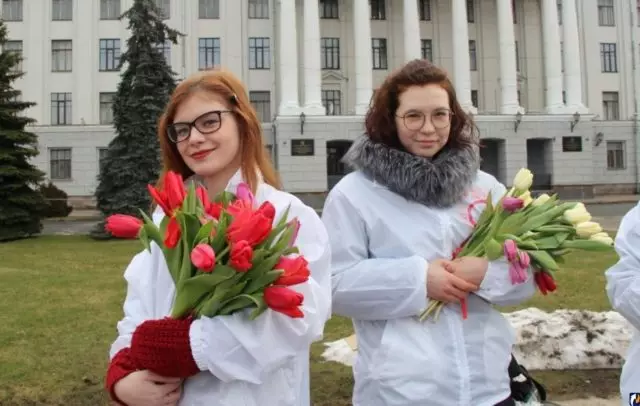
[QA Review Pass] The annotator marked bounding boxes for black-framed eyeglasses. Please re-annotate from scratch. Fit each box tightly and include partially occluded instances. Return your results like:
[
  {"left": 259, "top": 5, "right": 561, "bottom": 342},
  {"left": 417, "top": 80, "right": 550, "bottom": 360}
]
[
  {"left": 396, "top": 109, "right": 454, "bottom": 131},
  {"left": 167, "top": 110, "right": 234, "bottom": 143}
]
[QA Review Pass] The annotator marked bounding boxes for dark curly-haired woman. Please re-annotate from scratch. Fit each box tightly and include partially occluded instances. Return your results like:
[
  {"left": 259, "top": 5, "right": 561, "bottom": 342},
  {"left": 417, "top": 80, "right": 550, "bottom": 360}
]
[{"left": 321, "top": 59, "right": 536, "bottom": 406}]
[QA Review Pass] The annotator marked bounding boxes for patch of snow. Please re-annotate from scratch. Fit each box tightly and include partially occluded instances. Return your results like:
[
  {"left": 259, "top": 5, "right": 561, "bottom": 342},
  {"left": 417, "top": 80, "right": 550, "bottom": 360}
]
[{"left": 321, "top": 308, "right": 633, "bottom": 371}]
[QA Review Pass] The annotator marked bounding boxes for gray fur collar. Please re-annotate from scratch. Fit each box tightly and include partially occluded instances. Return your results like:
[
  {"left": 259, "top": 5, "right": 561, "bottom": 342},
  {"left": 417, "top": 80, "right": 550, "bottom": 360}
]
[{"left": 342, "top": 136, "right": 480, "bottom": 208}]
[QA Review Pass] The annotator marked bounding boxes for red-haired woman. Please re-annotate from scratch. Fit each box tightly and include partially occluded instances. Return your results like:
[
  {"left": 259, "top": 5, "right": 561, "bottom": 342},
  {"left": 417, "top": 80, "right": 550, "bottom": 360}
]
[
  {"left": 321, "top": 59, "right": 536, "bottom": 406},
  {"left": 104, "top": 69, "right": 332, "bottom": 406}
]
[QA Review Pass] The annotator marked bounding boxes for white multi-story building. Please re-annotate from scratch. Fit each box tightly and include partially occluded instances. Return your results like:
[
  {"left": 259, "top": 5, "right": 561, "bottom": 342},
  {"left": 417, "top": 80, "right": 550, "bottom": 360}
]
[{"left": 3, "top": 0, "right": 640, "bottom": 206}]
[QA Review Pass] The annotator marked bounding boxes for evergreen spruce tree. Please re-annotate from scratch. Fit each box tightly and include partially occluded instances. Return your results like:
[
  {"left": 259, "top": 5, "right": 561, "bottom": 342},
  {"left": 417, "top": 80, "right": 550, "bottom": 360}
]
[
  {"left": 91, "top": 0, "right": 181, "bottom": 239},
  {"left": 0, "top": 20, "right": 47, "bottom": 242}
]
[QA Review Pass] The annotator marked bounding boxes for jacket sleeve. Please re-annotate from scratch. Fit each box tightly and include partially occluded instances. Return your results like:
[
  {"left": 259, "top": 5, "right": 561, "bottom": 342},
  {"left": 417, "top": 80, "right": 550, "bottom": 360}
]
[
  {"left": 473, "top": 176, "right": 536, "bottom": 307},
  {"left": 321, "top": 187, "right": 429, "bottom": 321},
  {"left": 188, "top": 201, "right": 332, "bottom": 384},
  {"left": 606, "top": 203, "right": 640, "bottom": 329},
  {"left": 109, "top": 249, "right": 156, "bottom": 359}
]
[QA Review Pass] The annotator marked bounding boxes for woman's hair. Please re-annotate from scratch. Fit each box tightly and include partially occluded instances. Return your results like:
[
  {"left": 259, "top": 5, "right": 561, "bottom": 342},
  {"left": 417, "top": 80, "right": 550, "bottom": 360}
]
[
  {"left": 156, "top": 68, "right": 281, "bottom": 193},
  {"left": 364, "top": 58, "right": 479, "bottom": 151}
]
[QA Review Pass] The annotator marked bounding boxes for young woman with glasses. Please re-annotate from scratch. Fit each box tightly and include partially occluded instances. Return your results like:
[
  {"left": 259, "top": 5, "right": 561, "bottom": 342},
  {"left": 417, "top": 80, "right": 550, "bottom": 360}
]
[
  {"left": 105, "top": 69, "right": 332, "bottom": 406},
  {"left": 321, "top": 59, "right": 536, "bottom": 406}
]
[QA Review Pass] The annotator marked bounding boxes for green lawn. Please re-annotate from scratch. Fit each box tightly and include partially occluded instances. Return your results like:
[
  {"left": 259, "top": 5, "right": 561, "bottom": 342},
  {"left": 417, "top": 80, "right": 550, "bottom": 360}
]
[{"left": 0, "top": 235, "right": 621, "bottom": 405}]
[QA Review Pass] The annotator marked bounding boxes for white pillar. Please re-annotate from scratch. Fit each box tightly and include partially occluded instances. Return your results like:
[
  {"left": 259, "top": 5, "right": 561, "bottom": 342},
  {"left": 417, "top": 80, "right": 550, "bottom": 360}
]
[
  {"left": 302, "top": 0, "right": 325, "bottom": 115},
  {"left": 497, "top": 0, "right": 524, "bottom": 114},
  {"left": 277, "top": 0, "right": 300, "bottom": 116},
  {"left": 541, "top": 0, "right": 565, "bottom": 113},
  {"left": 353, "top": 0, "right": 373, "bottom": 115},
  {"left": 451, "top": 0, "right": 477, "bottom": 114},
  {"left": 403, "top": 0, "right": 422, "bottom": 62},
  {"left": 562, "top": 0, "right": 588, "bottom": 114}
]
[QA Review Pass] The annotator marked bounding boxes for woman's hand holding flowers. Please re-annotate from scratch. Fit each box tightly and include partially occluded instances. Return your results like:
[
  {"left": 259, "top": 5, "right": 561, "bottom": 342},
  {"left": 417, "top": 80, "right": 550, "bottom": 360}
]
[{"left": 426, "top": 259, "right": 478, "bottom": 303}]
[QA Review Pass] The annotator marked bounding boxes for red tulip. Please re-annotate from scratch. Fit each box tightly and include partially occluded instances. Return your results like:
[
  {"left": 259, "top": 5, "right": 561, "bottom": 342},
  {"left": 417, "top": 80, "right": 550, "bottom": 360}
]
[
  {"left": 164, "top": 217, "right": 181, "bottom": 248},
  {"left": 226, "top": 206, "right": 273, "bottom": 247},
  {"left": 229, "top": 240, "right": 253, "bottom": 272},
  {"left": 256, "top": 201, "right": 276, "bottom": 222},
  {"left": 191, "top": 244, "right": 216, "bottom": 273},
  {"left": 534, "top": 271, "right": 557, "bottom": 295},
  {"left": 105, "top": 214, "right": 142, "bottom": 239},
  {"left": 147, "top": 171, "right": 186, "bottom": 216},
  {"left": 264, "top": 286, "right": 304, "bottom": 318},
  {"left": 274, "top": 256, "right": 310, "bottom": 286},
  {"left": 502, "top": 197, "right": 524, "bottom": 212},
  {"left": 196, "top": 186, "right": 223, "bottom": 219}
]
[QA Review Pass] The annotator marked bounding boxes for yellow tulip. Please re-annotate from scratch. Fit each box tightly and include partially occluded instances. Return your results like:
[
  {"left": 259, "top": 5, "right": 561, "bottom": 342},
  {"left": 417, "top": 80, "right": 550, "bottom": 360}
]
[
  {"left": 563, "top": 207, "right": 592, "bottom": 224},
  {"left": 531, "top": 193, "right": 551, "bottom": 206},
  {"left": 575, "top": 221, "right": 603, "bottom": 238},
  {"left": 520, "top": 191, "right": 533, "bottom": 207},
  {"left": 589, "top": 233, "right": 614, "bottom": 246},
  {"left": 512, "top": 168, "right": 533, "bottom": 191}
]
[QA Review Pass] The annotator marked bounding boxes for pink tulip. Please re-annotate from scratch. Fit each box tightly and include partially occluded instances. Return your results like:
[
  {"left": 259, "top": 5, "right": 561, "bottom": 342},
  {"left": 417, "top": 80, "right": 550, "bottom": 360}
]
[
  {"left": 509, "top": 262, "right": 528, "bottom": 285},
  {"left": 518, "top": 251, "right": 531, "bottom": 268},
  {"left": 190, "top": 243, "right": 216, "bottom": 273},
  {"left": 502, "top": 197, "right": 524, "bottom": 212},
  {"left": 503, "top": 239, "right": 518, "bottom": 262},
  {"left": 236, "top": 182, "right": 255, "bottom": 206},
  {"left": 287, "top": 218, "right": 301, "bottom": 248}
]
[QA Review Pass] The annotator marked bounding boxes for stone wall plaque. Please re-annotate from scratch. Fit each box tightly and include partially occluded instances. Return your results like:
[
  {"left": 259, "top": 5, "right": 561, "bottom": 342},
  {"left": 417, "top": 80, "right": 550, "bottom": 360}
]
[{"left": 291, "top": 139, "right": 315, "bottom": 156}]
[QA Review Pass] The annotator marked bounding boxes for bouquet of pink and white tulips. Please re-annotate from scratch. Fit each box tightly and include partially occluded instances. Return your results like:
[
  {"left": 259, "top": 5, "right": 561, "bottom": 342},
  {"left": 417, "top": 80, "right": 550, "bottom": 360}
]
[{"left": 419, "top": 168, "right": 615, "bottom": 322}]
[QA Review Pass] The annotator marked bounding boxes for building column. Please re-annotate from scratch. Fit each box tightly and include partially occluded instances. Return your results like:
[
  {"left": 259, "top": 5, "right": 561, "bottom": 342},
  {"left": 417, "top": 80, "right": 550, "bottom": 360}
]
[
  {"left": 541, "top": 0, "right": 565, "bottom": 113},
  {"left": 303, "top": 0, "right": 325, "bottom": 115},
  {"left": 354, "top": 0, "right": 373, "bottom": 115},
  {"left": 403, "top": 0, "right": 422, "bottom": 62},
  {"left": 496, "top": 0, "right": 524, "bottom": 114},
  {"left": 451, "top": 0, "right": 476, "bottom": 114},
  {"left": 277, "top": 0, "right": 300, "bottom": 116},
  {"left": 562, "top": 0, "right": 588, "bottom": 113}
]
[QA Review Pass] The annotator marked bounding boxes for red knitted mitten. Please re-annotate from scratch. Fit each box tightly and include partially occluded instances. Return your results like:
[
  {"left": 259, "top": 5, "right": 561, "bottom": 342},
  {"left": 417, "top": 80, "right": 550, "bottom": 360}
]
[
  {"left": 105, "top": 347, "right": 136, "bottom": 404},
  {"left": 129, "top": 317, "right": 200, "bottom": 378}
]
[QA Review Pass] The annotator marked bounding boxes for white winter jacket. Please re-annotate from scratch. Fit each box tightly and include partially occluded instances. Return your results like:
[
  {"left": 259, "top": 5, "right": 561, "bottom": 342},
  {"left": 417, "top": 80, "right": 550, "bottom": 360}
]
[
  {"left": 605, "top": 201, "right": 640, "bottom": 406},
  {"left": 321, "top": 136, "right": 536, "bottom": 406},
  {"left": 108, "top": 170, "right": 332, "bottom": 406}
]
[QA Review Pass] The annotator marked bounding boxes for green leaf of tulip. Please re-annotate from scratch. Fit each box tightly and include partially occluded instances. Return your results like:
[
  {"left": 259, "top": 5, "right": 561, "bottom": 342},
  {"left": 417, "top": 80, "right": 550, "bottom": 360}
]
[
  {"left": 526, "top": 250, "right": 559, "bottom": 272},
  {"left": 560, "top": 239, "right": 615, "bottom": 251}
]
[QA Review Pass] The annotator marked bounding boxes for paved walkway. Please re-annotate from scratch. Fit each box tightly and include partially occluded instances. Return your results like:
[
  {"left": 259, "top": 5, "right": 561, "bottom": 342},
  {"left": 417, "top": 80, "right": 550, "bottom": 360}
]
[{"left": 556, "top": 398, "right": 619, "bottom": 406}]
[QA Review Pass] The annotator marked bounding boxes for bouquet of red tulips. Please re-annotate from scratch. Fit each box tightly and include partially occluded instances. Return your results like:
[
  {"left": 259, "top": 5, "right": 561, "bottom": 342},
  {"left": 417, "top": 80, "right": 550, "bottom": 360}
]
[
  {"left": 105, "top": 171, "right": 310, "bottom": 320},
  {"left": 418, "top": 168, "right": 615, "bottom": 322}
]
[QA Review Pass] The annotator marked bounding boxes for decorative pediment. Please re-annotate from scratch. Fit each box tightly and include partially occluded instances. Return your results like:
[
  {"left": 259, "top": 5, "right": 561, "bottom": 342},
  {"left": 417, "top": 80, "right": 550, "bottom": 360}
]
[{"left": 322, "top": 70, "right": 347, "bottom": 82}]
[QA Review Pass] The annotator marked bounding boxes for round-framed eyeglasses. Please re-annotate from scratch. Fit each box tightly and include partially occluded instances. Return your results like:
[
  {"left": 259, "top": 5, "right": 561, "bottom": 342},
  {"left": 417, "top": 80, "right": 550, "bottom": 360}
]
[
  {"left": 167, "top": 110, "right": 233, "bottom": 143},
  {"left": 397, "top": 109, "right": 453, "bottom": 131}
]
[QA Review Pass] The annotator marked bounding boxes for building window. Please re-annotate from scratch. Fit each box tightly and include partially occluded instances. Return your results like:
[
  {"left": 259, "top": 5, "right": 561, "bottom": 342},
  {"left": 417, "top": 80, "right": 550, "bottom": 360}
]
[
  {"left": 198, "top": 38, "right": 220, "bottom": 70},
  {"left": 249, "top": 37, "right": 270, "bottom": 69},
  {"left": 155, "top": 40, "right": 171, "bottom": 65},
  {"left": 249, "top": 91, "right": 271, "bottom": 122},
  {"left": 99, "top": 39, "right": 121, "bottom": 71},
  {"left": 51, "top": 92, "right": 72, "bottom": 125},
  {"left": 467, "top": 0, "right": 474, "bottom": 22},
  {"left": 153, "top": 0, "right": 170, "bottom": 19},
  {"left": 421, "top": 39, "right": 432, "bottom": 61},
  {"left": 471, "top": 90, "right": 478, "bottom": 107},
  {"left": 52, "top": 0, "right": 72, "bottom": 21},
  {"left": 606, "top": 141, "right": 625, "bottom": 169},
  {"left": 99, "top": 92, "right": 115, "bottom": 125},
  {"left": 598, "top": 0, "right": 615, "bottom": 26},
  {"left": 320, "top": 0, "right": 338, "bottom": 19},
  {"left": 370, "top": 0, "right": 385, "bottom": 20},
  {"left": 4, "top": 40, "right": 23, "bottom": 72},
  {"left": 602, "top": 91, "right": 619, "bottom": 120},
  {"left": 419, "top": 0, "right": 431, "bottom": 21},
  {"left": 321, "top": 38, "right": 340, "bottom": 69},
  {"left": 50, "top": 148, "right": 72, "bottom": 180},
  {"left": 322, "top": 89, "right": 341, "bottom": 115},
  {"left": 372, "top": 38, "right": 387, "bottom": 70},
  {"left": 600, "top": 43, "right": 617, "bottom": 72},
  {"left": 2, "top": 0, "right": 23, "bottom": 21},
  {"left": 51, "top": 40, "right": 72, "bottom": 72},
  {"left": 248, "top": 0, "right": 269, "bottom": 18},
  {"left": 199, "top": 0, "right": 219, "bottom": 19},
  {"left": 557, "top": 0, "right": 562, "bottom": 24},
  {"left": 469, "top": 40, "right": 477, "bottom": 71},
  {"left": 100, "top": 0, "right": 120, "bottom": 19}
]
